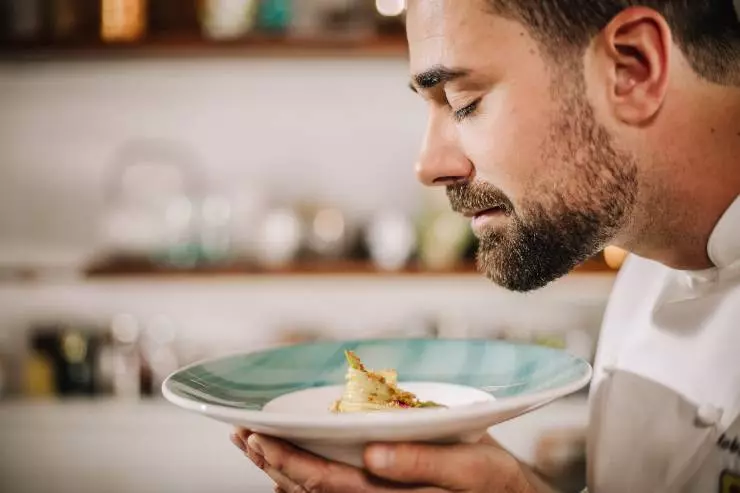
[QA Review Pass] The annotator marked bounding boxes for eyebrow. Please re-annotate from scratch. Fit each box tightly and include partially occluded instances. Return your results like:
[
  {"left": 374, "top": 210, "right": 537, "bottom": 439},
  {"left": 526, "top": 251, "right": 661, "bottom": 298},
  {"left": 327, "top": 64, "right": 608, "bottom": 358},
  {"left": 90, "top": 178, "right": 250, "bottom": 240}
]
[{"left": 409, "top": 65, "right": 469, "bottom": 92}]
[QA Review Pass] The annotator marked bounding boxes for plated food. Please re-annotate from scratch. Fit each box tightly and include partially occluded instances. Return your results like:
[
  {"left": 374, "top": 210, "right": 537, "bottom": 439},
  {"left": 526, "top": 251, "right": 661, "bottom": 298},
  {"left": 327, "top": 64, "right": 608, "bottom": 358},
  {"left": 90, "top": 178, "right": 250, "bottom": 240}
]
[
  {"left": 330, "top": 350, "right": 443, "bottom": 412},
  {"left": 162, "top": 339, "right": 592, "bottom": 468}
]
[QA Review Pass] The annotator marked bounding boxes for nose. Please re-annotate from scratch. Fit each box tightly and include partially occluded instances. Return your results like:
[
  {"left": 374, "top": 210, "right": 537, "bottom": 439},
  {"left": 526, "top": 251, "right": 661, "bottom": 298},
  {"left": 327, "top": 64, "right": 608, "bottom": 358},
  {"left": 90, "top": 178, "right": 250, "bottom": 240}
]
[{"left": 415, "top": 109, "right": 473, "bottom": 186}]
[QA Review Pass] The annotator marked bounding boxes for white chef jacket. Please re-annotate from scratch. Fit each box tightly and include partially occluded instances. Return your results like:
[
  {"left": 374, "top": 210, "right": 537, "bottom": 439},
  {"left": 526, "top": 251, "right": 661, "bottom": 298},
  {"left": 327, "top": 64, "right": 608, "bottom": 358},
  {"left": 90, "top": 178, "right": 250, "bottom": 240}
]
[{"left": 586, "top": 195, "right": 740, "bottom": 493}]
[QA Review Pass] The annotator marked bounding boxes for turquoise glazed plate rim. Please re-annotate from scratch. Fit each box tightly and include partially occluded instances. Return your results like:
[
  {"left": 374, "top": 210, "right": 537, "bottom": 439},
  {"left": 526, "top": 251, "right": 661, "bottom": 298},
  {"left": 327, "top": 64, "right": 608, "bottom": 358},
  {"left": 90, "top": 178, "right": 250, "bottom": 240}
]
[{"left": 162, "top": 338, "right": 592, "bottom": 432}]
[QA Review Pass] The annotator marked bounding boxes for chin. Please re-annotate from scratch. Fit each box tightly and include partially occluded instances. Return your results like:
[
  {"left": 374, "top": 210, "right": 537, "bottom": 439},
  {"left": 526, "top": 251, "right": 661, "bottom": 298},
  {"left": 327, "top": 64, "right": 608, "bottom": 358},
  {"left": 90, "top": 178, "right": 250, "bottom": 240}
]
[
  {"left": 479, "top": 265, "right": 559, "bottom": 292},
  {"left": 475, "top": 248, "right": 576, "bottom": 293}
]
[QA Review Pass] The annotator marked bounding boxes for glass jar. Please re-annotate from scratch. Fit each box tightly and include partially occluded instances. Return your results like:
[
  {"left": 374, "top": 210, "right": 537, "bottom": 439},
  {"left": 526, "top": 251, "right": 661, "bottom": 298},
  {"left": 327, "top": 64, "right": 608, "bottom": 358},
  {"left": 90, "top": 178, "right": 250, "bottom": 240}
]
[{"left": 200, "top": 0, "right": 259, "bottom": 40}]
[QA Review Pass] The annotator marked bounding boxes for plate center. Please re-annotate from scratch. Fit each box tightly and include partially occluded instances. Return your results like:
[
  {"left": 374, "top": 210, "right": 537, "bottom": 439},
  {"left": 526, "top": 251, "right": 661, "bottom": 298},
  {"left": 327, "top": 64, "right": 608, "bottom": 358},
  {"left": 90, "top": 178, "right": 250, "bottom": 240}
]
[{"left": 262, "top": 382, "right": 495, "bottom": 415}]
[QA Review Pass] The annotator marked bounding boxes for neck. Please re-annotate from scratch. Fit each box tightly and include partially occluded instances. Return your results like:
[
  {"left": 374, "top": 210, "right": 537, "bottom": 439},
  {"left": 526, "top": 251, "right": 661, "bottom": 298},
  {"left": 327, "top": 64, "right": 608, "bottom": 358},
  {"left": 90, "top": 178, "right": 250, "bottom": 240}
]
[{"left": 620, "top": 86, "right": 740, "bottom": 270}]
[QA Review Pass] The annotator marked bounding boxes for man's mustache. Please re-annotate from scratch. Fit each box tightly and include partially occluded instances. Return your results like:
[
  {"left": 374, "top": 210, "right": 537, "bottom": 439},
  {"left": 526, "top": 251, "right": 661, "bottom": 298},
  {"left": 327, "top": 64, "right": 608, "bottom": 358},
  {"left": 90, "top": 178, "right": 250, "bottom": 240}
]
[{"left": 446, "top": 181, "right": 514, "bottom": 215}]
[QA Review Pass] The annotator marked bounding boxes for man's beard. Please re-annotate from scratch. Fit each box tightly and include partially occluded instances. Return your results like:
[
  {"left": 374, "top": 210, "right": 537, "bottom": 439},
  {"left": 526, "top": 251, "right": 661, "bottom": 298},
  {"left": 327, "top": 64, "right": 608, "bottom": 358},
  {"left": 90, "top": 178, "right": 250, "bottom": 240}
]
[{"left": 447, "top": 92, "right": 637, "bottom": 292}]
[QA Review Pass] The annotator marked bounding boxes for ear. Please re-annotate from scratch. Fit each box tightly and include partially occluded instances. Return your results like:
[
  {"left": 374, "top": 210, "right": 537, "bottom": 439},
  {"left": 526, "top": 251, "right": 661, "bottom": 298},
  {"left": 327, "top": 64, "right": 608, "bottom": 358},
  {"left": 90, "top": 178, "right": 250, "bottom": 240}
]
[{"left": 594, "top": 7, "right": 672, "bottom": 125}]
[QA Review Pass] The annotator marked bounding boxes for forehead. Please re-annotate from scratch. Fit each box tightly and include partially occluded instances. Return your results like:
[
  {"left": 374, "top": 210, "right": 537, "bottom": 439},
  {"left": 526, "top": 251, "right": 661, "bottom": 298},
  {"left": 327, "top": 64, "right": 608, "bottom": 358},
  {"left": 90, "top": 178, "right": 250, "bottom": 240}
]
[{"left": 406, "top": 0, "right": 530, "bottom": 75}]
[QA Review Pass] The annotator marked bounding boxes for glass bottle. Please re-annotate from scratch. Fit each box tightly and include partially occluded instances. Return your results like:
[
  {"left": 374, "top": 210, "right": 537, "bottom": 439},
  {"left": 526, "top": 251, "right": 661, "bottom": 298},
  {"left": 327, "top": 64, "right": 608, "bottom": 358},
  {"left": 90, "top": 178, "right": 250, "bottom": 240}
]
[{"left": 101, "top": 0, "right": 147, "bottom": 42}]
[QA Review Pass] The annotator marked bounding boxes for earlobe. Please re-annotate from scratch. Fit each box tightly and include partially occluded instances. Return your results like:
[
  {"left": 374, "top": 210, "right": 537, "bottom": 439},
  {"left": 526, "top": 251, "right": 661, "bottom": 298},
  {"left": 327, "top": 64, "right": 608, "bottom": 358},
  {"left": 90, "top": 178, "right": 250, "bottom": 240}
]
[{"left": 602, "top": 7, "right": 672, "bottom": 125}]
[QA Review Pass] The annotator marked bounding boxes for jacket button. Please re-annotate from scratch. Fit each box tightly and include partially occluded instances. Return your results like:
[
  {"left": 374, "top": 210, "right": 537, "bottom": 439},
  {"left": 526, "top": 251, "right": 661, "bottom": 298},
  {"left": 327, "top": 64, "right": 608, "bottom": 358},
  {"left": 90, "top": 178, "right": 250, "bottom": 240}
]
[{"left": 695, "top": 404, "right": 723, "bottom": 427}]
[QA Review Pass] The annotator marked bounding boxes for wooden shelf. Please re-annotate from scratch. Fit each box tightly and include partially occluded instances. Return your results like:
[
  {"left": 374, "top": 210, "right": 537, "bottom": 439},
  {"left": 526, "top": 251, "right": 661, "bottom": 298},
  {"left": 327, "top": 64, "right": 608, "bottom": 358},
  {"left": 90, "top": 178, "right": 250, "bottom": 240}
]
[
  {"left": 82, "top": 255, "right": 616, "bottom": 279},
  {"left": 0, "top": 34, "right": 409, "bottom": 61}
]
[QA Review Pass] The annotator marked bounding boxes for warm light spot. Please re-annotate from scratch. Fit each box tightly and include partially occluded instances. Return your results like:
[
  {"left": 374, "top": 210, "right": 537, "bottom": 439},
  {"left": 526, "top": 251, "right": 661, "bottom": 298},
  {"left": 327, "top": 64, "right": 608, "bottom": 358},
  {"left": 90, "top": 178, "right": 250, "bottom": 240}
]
[
  {"left": 101, "top": 0, "right": 146, "bottom": 42},
  {"left": 604, "top": 246, "right": 628, "bottom": 269}
]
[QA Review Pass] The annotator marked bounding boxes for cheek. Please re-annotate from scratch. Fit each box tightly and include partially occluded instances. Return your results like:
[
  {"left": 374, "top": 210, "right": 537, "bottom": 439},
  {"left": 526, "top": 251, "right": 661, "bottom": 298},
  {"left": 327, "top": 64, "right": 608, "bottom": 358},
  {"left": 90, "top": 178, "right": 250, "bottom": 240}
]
[{"left": 458, "top": 85, "right": 554, "bottom": 202}]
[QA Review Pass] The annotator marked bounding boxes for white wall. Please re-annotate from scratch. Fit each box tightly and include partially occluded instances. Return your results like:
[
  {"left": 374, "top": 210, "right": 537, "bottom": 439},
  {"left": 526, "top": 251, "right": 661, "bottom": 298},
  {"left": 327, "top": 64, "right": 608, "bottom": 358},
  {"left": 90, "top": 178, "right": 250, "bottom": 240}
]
[{"left": 0, "top": 57, "right": 425, "bottom": 254}]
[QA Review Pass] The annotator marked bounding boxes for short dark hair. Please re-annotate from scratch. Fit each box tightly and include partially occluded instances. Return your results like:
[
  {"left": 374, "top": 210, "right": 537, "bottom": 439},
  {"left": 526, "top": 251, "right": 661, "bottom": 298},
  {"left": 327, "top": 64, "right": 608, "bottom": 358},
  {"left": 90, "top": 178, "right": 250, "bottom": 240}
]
[{"left": 487, "top": 0, "right": 740, "bottom": 85}]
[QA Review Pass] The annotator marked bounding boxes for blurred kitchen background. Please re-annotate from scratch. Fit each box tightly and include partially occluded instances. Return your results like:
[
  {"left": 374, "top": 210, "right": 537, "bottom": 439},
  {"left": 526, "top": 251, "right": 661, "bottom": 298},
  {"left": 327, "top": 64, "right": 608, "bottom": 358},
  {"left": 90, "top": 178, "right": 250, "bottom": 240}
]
[{"left": 0, "top": 1, "right": 628, "bottom": 492}]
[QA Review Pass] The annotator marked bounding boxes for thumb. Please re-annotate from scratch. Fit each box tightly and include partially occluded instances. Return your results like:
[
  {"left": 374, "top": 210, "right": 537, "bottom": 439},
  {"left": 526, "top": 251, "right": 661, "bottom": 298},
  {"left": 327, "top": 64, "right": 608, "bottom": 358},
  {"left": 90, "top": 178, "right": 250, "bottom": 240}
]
[{"left": 364, "top": 442, "right": 522, "bottom": 489}]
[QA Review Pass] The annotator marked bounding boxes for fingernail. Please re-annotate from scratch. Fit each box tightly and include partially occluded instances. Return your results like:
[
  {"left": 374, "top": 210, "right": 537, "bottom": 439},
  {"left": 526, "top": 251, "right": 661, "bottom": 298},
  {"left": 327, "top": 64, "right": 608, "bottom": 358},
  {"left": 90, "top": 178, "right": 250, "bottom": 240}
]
[
  {"left": 230, "top": 433, "right": 246, "bottom": 452},
  {"left": 245, "top": 435, "right": 268, "bottom": 469},
  {"left": 367, "top": 446, "right": 394, "bottom": 470},
  {"left": 247, "top": 434, "right": 264, "bottom": 456}
]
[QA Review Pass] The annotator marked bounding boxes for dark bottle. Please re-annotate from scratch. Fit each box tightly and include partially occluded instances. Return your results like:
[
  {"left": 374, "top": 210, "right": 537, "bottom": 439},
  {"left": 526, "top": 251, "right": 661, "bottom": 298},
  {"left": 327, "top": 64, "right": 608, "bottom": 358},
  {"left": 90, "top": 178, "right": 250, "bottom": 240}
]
[
  {"left": 148, "top": 0, "right": 198, "bottom": 39},
  {"left": 49, "top": 0, "right": 100, "bottom": 41},
  {"left": 28, "top": 325, "right": 98, "bottom": 397},
  {"left": 2, "top": 0, "right": 46, "bottom": 42},
  {"left": 59, "top": 329, "right": 98, "bottom": 396}
]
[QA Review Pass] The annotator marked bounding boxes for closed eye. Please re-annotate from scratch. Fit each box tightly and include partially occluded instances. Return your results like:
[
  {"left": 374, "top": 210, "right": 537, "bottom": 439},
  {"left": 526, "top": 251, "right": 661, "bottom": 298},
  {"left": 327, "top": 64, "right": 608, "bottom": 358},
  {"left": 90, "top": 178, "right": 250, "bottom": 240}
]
[{"left": 453, "top": 99, "right": 480, "bottom": 122}]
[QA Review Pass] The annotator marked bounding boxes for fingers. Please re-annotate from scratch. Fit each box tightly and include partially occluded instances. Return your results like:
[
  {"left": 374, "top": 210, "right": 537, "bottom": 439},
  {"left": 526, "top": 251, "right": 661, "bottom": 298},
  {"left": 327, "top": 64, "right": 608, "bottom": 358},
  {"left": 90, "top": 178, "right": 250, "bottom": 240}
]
[
  {"left": 230, "top": 433, "right": 247, "bottom": 452},
  {"left": 364, "top": 442, "right": 525, "bottom": 490},
  {"left": 239, "top": 433, "right": 305, "bottom": 492},
  {"left": 247, "top": 434, "right": 438, "bottom": 493},
  {"left": 231, "top": 429, "right": 457, "bottom": 493},
  {"left": 247, "top": 434, "right": 340, "bottom": 490},
  {"left": 230, "top": 427, "right": 253, "bottom": 452},
  {"left": 264, "top": 466, "right": 302, "bottom": 493},
  {"left": 245, "top": 438, "right": 267, "bottom": 470}
]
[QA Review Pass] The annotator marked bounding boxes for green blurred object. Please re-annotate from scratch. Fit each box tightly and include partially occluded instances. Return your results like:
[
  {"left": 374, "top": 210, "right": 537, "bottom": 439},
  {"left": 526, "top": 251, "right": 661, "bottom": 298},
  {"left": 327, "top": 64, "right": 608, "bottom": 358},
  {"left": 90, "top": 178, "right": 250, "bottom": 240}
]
[
  {"left": 533, "top": 333, "right": 567, "bottom": 350},
  {"left": 258, "top": 0, "right": 291, "bottom": 32},
  {"left": 416, "top": 188, "right": 473, "bottom": 271}
]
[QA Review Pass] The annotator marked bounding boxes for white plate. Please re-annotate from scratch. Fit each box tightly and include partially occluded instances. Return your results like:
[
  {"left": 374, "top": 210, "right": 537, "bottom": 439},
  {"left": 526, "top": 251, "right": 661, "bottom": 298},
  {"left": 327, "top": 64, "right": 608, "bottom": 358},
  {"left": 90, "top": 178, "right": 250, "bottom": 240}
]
[{"left": 163, "top": 338, "right": 592, "bottom": 467}]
